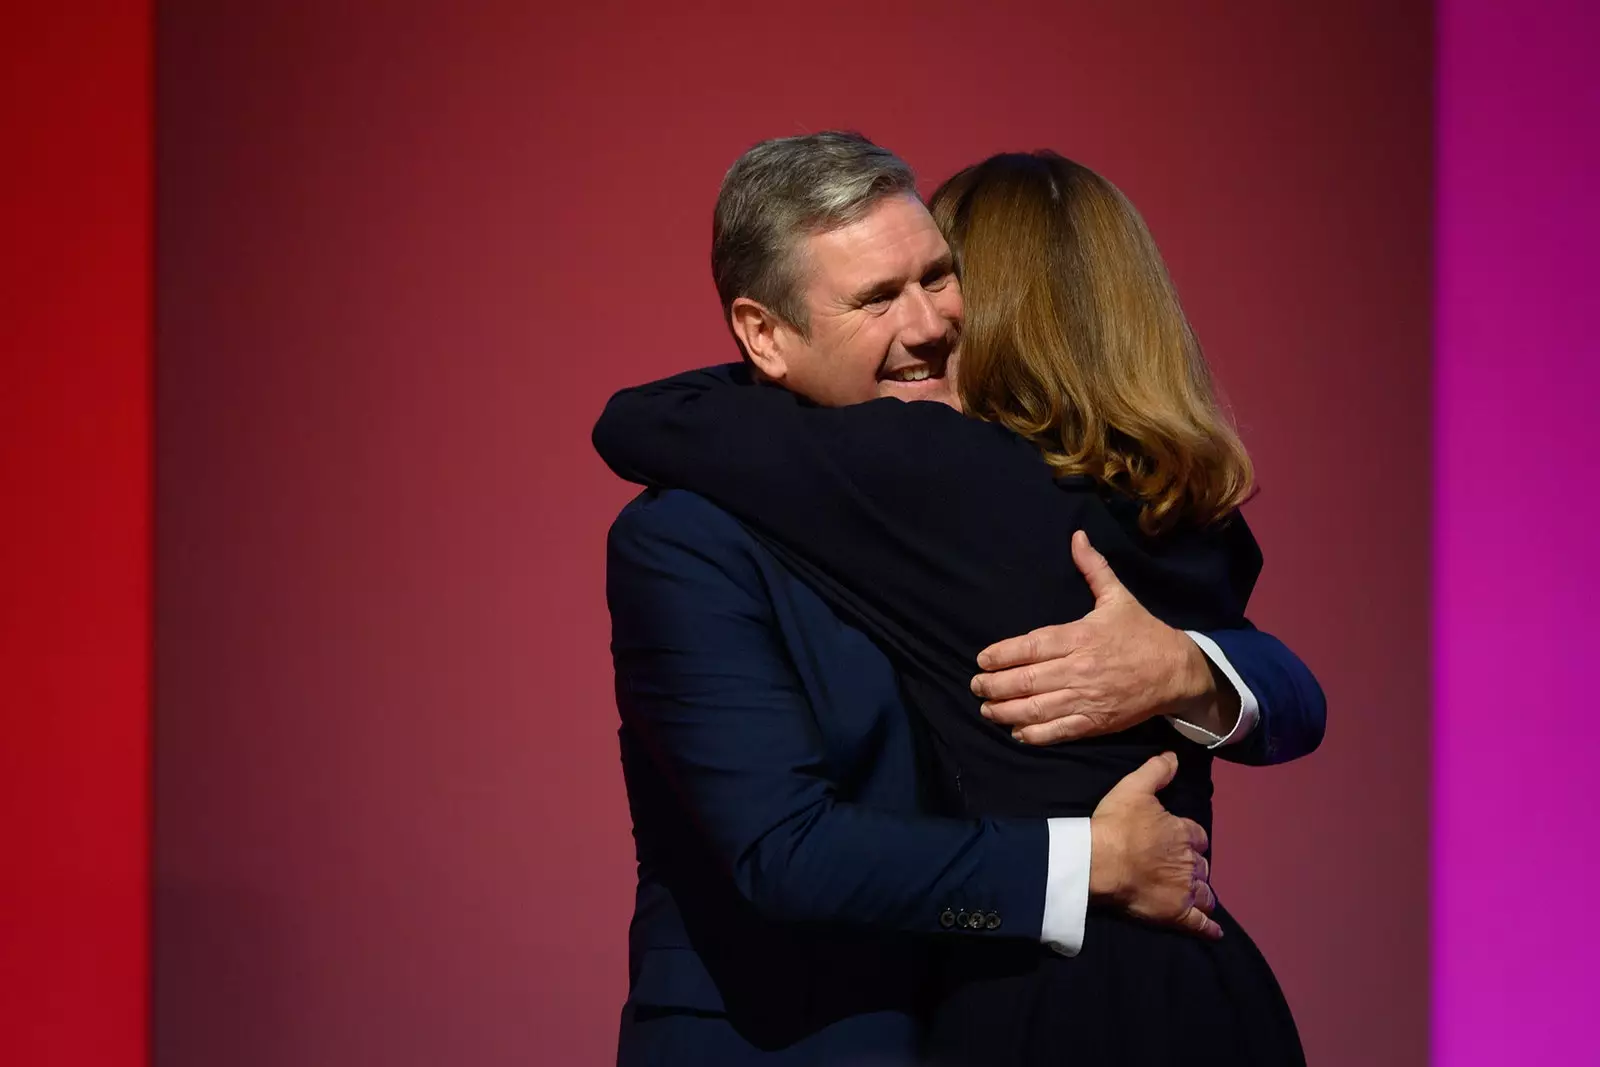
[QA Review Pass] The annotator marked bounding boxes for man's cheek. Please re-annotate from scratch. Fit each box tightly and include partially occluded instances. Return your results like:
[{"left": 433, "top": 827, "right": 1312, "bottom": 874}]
[{"left": 942, "top": 290, "right": 965, "bottom": 331}]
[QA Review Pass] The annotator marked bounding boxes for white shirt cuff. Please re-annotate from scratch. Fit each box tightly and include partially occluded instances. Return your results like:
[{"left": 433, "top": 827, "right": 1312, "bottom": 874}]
[
  {"left": 1167, "top": 630, "right": 1260, "bottom": 748},
  {"left": 1040, "top": 816, "right": 1091, "bottom": 956}
]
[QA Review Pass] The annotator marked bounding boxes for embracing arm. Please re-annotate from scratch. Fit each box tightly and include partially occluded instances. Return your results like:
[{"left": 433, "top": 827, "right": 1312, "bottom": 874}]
[
  {"left": 967, "top": 533, "right": 1326, "bottom": 763},
  {"left": 1196, "top": 626, "right": 1326, "bottom": 766},
  {"left": 596, "top": 364, "right": 1085, "bottom": 668},
  {"left": 607, "top": 492, "right": 1059, "bottom": 942}
]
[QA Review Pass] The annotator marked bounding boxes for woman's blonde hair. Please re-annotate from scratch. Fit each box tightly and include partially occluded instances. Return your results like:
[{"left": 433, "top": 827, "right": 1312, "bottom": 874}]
[{"left": 930, "top": 152, "right": 1253, "bottom": 534}]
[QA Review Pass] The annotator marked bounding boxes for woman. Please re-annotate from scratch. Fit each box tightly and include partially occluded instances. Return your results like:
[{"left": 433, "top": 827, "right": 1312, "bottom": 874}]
[{"left": 594, "top": 152, "right": 1303, "bottom": 1065}]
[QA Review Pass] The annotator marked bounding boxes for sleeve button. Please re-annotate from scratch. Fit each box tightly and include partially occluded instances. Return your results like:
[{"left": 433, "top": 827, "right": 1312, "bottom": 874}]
[
  {"left": 985, "top": 911, "right": 1002, "bottom": 930},
  {"left": 939, "top": 909, "right": 957, "bottom": 929}
]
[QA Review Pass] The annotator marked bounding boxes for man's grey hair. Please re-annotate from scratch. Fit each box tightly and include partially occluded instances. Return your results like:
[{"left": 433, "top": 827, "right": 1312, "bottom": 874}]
[{"left": 712, "top": 131, "right": 917, "bottom": 343}]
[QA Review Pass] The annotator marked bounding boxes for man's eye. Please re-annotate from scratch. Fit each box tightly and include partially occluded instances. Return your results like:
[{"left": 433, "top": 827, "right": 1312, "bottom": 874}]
[
  {"left": 923, "top": 271, "right": 953, "bottom": 290},
  {"left": 864, "top": 293, "right": 893, "bottom": 308}
]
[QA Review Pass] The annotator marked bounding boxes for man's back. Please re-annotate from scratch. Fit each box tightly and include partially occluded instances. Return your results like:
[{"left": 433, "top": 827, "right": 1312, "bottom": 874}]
[{"left": 608, "top": 490, "right": 931, "bottom": 1064}]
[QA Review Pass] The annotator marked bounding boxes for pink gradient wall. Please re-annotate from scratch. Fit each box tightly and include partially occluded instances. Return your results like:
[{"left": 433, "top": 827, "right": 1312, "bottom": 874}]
[
  {"left": 155, "top": 3, "right": 1432, "bottom": 1064},
  {"left": 1434, "top": 1, "right": 1599, "bottom": 1062}
]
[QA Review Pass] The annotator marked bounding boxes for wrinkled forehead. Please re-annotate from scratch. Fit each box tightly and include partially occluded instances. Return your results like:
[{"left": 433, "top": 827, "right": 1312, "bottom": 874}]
[{"left": 797, "top": 193, "right": 951, "bottom": 294}]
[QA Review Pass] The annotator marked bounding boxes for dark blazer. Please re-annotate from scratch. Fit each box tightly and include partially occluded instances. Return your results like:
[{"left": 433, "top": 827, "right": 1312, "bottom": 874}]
[{"left": 606, "top": 488, "right": 1324, "bottom": 1063}]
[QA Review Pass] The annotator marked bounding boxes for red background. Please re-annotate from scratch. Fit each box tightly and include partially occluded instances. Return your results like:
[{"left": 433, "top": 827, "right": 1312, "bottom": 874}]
[
  {"left": 147, "top": 3, "right": 1431, "bottom": 1065},
  {"left": 3, "top": 5, "right": 151, "bottom": 1066}
]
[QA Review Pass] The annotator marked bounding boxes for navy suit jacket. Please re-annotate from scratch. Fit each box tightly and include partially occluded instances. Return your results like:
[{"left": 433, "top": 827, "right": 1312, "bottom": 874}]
[{"left": 607, "top": 489, "right": 1324, "bottom": 1061}]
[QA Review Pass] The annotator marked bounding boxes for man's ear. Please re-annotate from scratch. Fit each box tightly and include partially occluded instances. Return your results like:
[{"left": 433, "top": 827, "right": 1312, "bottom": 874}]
[{"left": 729, "top": 298, "right": 794, "bottom": 382}]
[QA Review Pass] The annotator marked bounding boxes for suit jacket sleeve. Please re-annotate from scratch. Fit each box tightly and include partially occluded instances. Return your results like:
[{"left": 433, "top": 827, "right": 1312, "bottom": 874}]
[
  {"left": 608, "top": 492, "right": 1050, "bottom": 938},
  {"left": 595, "top": 364, "right": 1110, "bottom": 671},
  {"left": 1202, "top": 625, "right": 1327, "bottom": 766}
]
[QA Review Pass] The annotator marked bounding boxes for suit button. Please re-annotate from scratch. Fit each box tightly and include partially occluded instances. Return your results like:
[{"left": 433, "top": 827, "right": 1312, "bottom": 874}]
[
  {"left": 955, "top": 910, "right": 969, "bottom": 928},
  {"left": 939, "top": 909, "right": 957, "bottom": 929},
  {"left": 985, "top": 911, "right": 1002, "bottom": 930},
  {"left": 967, "top": 912, "right": 985, "bottom": 930}
]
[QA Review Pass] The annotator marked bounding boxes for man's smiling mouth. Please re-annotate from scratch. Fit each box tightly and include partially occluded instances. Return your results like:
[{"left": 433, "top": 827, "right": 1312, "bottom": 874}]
[{"left": 880, "top": 357, "right": 947, "bottom": 384}]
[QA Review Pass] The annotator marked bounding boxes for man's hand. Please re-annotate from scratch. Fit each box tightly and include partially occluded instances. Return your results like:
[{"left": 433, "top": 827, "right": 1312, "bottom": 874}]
[
  {"left": 1089, "top": 753, "right": 1220, "bottom": 939},
  {"left": 971, "top": 530, "right": 1231, "bottom": 745}
]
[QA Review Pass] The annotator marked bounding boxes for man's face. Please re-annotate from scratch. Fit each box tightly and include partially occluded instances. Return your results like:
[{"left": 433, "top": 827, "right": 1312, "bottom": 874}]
[{"left": 770, "top": 193, "right": 963, "bottom": 409}]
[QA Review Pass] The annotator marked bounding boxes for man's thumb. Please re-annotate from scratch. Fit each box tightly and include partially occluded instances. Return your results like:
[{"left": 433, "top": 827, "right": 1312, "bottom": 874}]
[
  {"left": 1072, "top": 530, "right": 1123, "bottom": 603},
  {"left": 1119, "top": 751, "right": 1179, "bottom": 796}
]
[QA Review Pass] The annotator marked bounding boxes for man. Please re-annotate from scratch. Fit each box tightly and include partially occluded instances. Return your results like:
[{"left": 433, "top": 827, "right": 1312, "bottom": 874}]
[{"left": 603, "top": 133, "right": 1325, "bottom": 1065}]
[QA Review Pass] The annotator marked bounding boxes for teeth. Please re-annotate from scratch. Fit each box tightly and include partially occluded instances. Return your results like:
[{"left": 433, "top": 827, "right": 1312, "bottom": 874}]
[{"left": 887, "top": 367, "right": 933, "bottom": 382}]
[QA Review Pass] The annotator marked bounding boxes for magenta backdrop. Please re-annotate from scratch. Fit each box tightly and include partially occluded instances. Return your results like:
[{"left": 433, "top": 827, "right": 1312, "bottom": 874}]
[
  {"left": 155, "top": 3, "right": 1432, "bottom": 1064},
  {"left": 1434, "top": 2, "right": 1600, "bottom": 1062}
]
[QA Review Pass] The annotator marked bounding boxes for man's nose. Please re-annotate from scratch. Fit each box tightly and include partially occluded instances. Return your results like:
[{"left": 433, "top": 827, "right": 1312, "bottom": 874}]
[{"left": 900, "top": 285, "right": 951, "bottom": 349}]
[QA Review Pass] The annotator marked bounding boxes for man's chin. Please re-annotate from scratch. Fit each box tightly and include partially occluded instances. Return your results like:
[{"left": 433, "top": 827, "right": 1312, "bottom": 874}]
[{"left": 877, "top": 376, "right": 960, "bottom": 409}]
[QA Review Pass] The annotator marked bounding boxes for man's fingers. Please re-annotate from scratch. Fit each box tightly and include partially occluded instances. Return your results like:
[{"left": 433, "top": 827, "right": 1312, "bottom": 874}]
[
  {"left": 1071, "top": 530, "right": 1125, "bottom": 605},
  {"left": 975, "top": 630, "right": 1043, "bottom": 671},
  {"left": 971, "top": 661, "right": 1047, "bottom": 701},
  {"left": 1115, "top": 752, "right": 1180, "bottom": 796},
  {"left": 979, "top": 684, "right": 1076, "bottom": 724},
  {"left": 1177, "top": 906, "right": 1224, "bottom": 941},
  {"left": 1192, "top": 879, "right": 1216, "bottom": 915},
  {"left": 1011, "top": 716, "right": 1095, "bottom": 746},
  {"left": 1182, "top": 818, "right": 1210, "bottom": 857},
  {"left": 975, "top": 623, "right": 1079, "bottom": 671}
]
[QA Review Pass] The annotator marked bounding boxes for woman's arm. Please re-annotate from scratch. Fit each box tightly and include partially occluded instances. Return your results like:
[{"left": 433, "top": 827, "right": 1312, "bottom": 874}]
[{"left": 594, "top": 364, "right": 1087, "bottom": 668}]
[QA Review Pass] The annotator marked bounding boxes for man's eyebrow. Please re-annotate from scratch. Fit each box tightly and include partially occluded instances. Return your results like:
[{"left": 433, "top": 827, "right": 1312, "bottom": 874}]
[
  {"left": 850, "top": 276, "right": 903, "bottom": 304},
  {"left": 850, "top": 255, "right": 954, "bottom": 305}
]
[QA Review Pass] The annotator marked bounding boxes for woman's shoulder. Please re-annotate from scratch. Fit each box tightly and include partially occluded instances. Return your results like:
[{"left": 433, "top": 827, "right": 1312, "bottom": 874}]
[
  {"left": 826, "top": 397, "right": 1057, "bottom": 483},
  {"left": 898, "top": 399, "right": 1059, "bottom": 459},
  {"left": 1079, "top": 492, "right": 1263, "bottom": 619}
]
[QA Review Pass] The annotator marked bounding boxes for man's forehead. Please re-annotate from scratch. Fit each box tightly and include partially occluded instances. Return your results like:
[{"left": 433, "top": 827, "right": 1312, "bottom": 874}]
[{"left": 802, "top": 195, "right": 950, "bottom": 285}]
